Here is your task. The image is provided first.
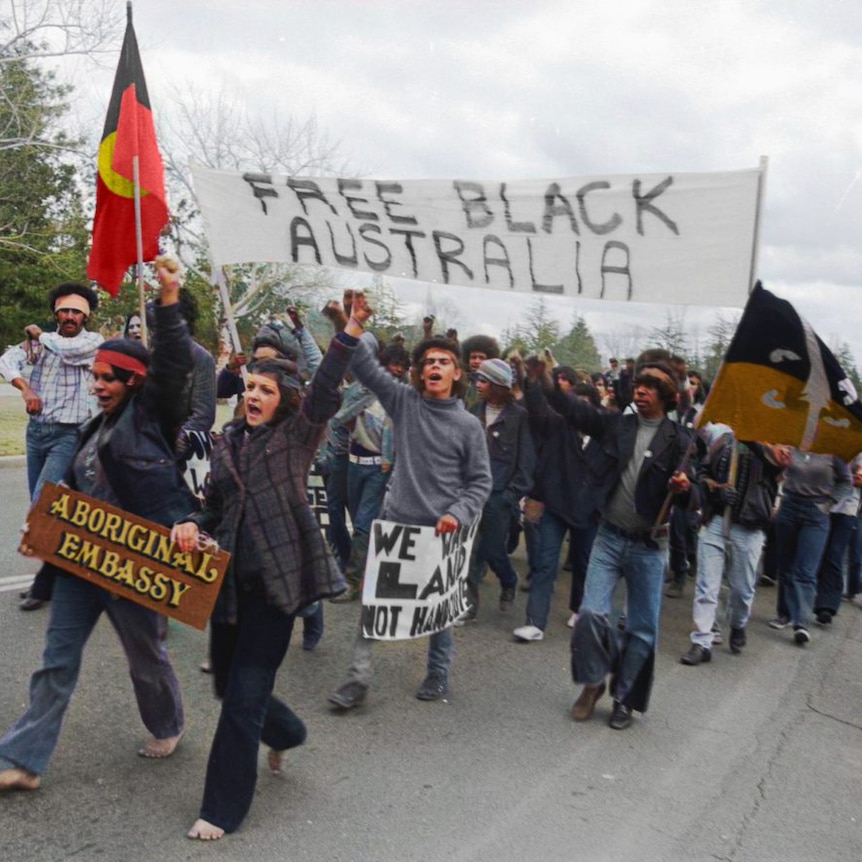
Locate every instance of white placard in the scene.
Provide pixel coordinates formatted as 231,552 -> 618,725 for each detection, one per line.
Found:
360,518 -> 479,640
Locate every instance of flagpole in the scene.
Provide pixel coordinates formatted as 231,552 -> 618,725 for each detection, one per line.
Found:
132,154 -> 148,345
214,265 -> 249,384
747,155 -> 769,291
124,1 -> 148,344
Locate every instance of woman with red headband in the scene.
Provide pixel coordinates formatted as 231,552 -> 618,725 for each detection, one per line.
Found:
0,261 -> 198,792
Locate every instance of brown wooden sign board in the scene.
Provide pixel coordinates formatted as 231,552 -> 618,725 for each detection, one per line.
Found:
23,483 -> 230,630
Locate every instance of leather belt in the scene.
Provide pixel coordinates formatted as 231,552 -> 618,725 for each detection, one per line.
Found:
603,521 -> 669,543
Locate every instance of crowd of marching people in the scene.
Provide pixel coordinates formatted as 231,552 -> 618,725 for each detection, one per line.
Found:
2,274 -> 862,840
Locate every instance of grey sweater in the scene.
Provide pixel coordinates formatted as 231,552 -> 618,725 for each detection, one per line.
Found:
351,333 -> 492,527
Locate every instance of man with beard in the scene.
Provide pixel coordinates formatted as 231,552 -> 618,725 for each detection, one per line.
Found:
0,283 -> 103,610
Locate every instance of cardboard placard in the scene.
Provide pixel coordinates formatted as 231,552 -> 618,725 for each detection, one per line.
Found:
23,483 -> 230,630
360,518 -> 479,640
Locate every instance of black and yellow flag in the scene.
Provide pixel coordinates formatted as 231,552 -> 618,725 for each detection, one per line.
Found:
699,282 -> 862,461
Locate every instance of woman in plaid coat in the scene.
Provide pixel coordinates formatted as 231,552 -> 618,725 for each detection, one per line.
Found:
174,326 -> 355,840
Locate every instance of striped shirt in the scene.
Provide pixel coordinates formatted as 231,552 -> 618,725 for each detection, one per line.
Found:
0,329 -> 103,424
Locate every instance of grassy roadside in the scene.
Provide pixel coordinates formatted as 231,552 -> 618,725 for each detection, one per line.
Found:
0,395 -> 26,456
0,391 -> 236,457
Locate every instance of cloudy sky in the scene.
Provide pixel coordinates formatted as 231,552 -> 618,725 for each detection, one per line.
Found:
67,0 -> 862,365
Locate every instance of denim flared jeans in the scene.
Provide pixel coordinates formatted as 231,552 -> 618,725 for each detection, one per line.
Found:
0,574 -> 184,775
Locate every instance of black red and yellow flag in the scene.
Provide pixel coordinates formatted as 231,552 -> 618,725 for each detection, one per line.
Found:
699,282 -> 862,461
86,5 -> 167,295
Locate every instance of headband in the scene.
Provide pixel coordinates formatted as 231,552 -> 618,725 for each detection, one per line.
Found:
636,367 -> 676,390
96,349 -> 148,377
54,293 -> 91,317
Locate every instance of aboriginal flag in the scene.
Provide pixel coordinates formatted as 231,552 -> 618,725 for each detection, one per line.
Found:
699,282 -> 862,461
86,6 -> 167,295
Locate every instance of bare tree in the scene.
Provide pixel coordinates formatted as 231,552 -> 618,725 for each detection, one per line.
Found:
0,0 -> 121,64
702,311 -> 741,380
158,81 -> 350,332
0,0 -> 121,156
598,323 -> 650,363
649,308 -> 690,357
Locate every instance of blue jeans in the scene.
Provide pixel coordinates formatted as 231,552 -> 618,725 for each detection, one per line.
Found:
573,523 -> 668,708
202,590 -> 306,833
25,421 -> 79,500
468,492 -> 519,591
523,508 -> 570,631
347,461 -> 388,535
324,453 -> 351,569
815,513 -> 856,615
690,518 -> 764,649
775,495 -> 830,628
0,574 -> 184,776
24,422 -> 80,601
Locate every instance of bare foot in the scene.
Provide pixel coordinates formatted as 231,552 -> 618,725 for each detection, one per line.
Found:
0,767 -> 41,792
138,730 -> 184,759
187,818 -> 225,841
267,749 -> 284,776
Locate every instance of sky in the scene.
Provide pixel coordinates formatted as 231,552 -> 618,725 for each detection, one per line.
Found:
61,0 -> 862,366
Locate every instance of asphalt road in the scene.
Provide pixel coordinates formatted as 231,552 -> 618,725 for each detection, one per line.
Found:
1,459 -> 860,862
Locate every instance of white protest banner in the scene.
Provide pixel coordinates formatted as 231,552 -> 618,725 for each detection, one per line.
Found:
191,162 -> 764,307
360,518 -> 479,640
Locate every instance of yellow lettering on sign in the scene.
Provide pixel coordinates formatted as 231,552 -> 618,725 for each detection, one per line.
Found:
135,566 -> 153,594
76,539 -> 102,569
150,573 -> 169,601
49,493 -> 72,520
113,559 -> 136,587
69,500 -> 91,527
196,554 -> 219,583
168,581 -> 191,607
99,549 -> 120,578
127,524 -> 148,553
56,531 -> 81,559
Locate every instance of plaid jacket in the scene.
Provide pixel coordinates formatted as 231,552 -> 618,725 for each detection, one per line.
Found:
188,335 -> 354,622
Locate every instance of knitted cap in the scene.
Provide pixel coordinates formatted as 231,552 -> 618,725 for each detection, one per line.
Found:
477,357 -> 513,389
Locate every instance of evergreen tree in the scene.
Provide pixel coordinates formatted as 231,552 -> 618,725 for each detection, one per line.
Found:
648,309 -> 689,359
702,312 -> 741,382
552,313 -> 602,371
831,342 -> 862,394
0,55 -> 89,348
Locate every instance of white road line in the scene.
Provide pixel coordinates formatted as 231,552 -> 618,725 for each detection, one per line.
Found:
0,575 -> 35,593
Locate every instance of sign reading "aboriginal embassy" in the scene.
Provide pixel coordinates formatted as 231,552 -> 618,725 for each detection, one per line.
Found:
24,484 -> 230,630
191,162 -> 764,307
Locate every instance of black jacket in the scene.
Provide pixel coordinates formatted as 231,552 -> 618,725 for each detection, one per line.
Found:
523,380 -> 599,528
698,437 -> 782,530
470,400 -> 535,502
70,302 -> 198,527
546,388 -> 694,525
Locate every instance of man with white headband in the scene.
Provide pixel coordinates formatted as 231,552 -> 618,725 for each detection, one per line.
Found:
0,282 -> 103,610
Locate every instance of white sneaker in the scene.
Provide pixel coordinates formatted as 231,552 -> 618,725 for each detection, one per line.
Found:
513,624 -> 544,642
566,612 -> 578,628
852,594 -> 862,609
